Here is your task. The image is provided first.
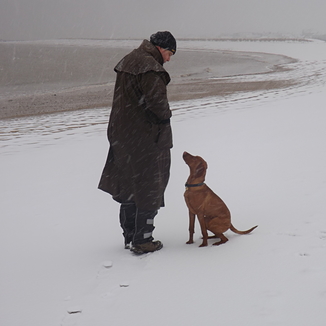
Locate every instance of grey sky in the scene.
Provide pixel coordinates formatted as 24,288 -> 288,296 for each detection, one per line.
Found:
1,0 -> 325,41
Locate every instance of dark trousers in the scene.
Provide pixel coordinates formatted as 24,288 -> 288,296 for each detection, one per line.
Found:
119,202 -> 158,245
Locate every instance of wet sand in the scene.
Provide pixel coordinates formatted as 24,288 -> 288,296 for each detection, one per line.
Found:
0,41 -> 296,120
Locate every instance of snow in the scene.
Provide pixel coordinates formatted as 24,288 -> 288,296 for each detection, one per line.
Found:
1,39 -> 326,326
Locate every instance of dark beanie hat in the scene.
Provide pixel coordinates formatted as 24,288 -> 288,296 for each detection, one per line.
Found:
150,31 -> 176,54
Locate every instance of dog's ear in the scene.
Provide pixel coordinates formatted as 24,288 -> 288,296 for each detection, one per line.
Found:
194,162 -> 206,178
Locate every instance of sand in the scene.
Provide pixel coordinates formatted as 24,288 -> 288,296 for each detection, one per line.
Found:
0,40 -> 296,120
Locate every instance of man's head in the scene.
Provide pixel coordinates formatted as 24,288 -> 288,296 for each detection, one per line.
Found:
150,31 -> 176,63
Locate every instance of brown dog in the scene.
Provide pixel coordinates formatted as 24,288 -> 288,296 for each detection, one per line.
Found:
183,151 -> 257,247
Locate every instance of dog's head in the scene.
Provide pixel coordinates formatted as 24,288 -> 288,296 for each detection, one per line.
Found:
183,151 -> 208,182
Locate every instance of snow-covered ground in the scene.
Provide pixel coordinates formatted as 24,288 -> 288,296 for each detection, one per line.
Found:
1,39 -> 326,326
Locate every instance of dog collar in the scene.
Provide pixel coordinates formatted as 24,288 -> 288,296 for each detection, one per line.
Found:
185,182 -> 205,188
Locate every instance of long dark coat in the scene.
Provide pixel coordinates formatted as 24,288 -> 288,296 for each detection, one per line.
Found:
98,40 -> 173,211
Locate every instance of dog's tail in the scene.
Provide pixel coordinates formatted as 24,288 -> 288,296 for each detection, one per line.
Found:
230,224 -> 258,235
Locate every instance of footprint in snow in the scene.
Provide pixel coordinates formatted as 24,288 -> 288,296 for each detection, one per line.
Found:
102,260 -> 113,268
96,260 -> 113,279
61,306 -> 82,326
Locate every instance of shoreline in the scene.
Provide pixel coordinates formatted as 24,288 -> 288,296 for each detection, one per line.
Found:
0,80 -> 297,120
0,78 -> 297,120
0,41 -> 297,120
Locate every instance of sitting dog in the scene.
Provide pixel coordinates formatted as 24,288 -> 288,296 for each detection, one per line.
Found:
183,151 -> 257,247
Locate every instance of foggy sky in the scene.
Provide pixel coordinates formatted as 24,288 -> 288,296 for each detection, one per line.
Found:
1,0 -> 325,41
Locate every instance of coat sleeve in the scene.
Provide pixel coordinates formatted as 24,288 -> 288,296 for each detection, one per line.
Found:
139,71 -> 172,122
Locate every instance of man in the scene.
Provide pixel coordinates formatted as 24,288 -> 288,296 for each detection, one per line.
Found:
98,31 -> 176,254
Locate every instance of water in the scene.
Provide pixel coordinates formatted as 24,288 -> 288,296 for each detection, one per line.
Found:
1,39 -> 325,155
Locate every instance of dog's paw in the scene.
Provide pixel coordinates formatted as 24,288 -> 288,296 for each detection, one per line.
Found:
186,240 -> 194,244
199,243 -> 208,247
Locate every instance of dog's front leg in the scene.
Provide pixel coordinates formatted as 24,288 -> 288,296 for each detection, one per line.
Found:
197,214 -> 209,247
186,211 -> 195,244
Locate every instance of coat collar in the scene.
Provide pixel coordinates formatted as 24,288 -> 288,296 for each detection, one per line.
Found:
138,39 -> 164,66
114,39 -> 168,81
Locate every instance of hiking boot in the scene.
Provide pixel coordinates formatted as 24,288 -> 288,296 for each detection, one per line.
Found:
124,232 -> 134,249
130,240 -> 163,255
124,243 -> 131,249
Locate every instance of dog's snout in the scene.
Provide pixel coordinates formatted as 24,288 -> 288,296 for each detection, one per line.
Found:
183,151 -> 194,164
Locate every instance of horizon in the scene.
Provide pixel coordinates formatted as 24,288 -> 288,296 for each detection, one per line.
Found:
1,34 -> 325,43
